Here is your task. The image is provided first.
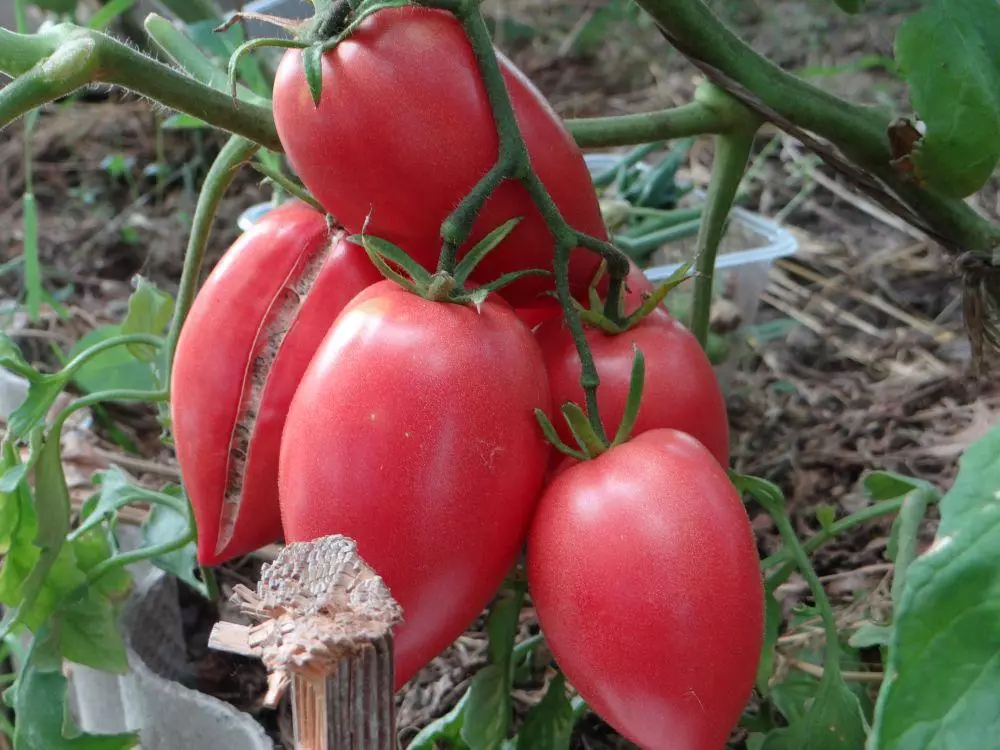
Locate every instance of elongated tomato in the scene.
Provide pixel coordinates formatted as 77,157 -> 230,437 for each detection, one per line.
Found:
171,202 -> 381,565
528,429 -> 763,749
278,280 -> 552,687
272,6 -> 607,306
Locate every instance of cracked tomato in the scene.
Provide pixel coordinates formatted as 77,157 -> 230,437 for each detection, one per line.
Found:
171,201 -> 381,566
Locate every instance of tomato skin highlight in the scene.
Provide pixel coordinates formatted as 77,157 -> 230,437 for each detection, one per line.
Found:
527,429 -> 763,750
533,306 -> 730,467
271,6 -> 607,306
278,280 -> 553,688
171,202 -> 381,566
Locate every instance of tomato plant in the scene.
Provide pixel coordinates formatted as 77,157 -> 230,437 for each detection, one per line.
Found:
278,279 -> 552,687
527,428 -> 763,749
271,6 -> 609,307
2,0 -> 999,747
171,201 -> 382,565
534,304 -> 730,467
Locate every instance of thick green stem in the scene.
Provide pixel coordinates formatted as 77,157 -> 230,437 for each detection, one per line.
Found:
567,101 -> 729,148
164,136 -> 259,381
0,26 -> 279,150
634,0 -> 1000,257
689,126 -> 757,347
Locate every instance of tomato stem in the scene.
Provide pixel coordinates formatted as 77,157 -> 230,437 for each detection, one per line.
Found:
405,0 -> 636,444
688,113 -> 759,348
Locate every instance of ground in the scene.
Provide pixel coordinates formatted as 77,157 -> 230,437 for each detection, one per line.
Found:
1,1 -> 998,748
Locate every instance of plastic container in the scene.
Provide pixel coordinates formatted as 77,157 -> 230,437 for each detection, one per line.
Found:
583,152 -> 798,387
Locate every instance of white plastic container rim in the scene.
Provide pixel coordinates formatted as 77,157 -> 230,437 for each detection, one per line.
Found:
236,155 -> 799,280
582,153 -> 798,282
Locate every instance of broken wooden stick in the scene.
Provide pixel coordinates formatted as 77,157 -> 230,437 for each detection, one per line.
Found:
209,535 -> 403,749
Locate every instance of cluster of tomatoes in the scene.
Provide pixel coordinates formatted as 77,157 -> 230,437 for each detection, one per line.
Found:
171,7 -> 763,748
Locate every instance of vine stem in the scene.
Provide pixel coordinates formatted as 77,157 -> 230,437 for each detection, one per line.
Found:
761,491 -> 941,588
633,0 -> 1000,258
163,136 -> 259,380
567,101 -> 731,147
414,0 -> 634,444
689,124 -> 758,347
0,26 -> 279,149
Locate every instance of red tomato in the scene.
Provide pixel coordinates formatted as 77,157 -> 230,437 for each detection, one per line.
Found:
171,201 -> 382,566
278,280 -> 552,688
272,7 -> 607,306
533,306 -> 730,467
527,429 -> 763,749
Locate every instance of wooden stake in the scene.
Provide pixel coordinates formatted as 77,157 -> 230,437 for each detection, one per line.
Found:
208,535 -> 403,750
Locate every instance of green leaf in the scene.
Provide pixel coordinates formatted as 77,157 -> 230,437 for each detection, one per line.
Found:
56,587 -> 129,673
0,332 -> 31,372
769,670 -> 822,726
87,0 -> 137,30
72,525 -> 132,601
0,456 -> 39,598
756,586 -> 782,696
463,664 -> 510,750
833,0 -> 865,13
517,672 -> 574,750
141,496 -> 201,594
161,113 -> 210,130
303,44 -> 325,107
815,504 -> 836,530
730,472 -> 786,513
0,464 -> 29,493
69,325 -> 157,395
453,218 -> 523,286
30,0 -> 78,13
894,0 -> 1000,197
461,585 -> 525,750
848,622 -> 893,649
121,277 -> 173,362
862,470 -> 934,502
762,668 -> 868,750
13,625 -> 138,750
7,374 -> 64,441
871,422 -> 1000,749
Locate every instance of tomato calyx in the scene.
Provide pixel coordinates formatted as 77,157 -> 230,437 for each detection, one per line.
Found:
351,216 -> 551,305
535,344 -> 647,461
577,259 -> 695,335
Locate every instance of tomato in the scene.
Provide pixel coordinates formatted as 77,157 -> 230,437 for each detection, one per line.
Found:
272,6 -> 607,306
171,201 -> 382,566
527,429 -> 763,749
533,305 -> 730,467
277,280 -> 552,688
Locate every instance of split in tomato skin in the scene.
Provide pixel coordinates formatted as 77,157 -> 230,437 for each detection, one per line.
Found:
278,280 -> 553,688
527,429 -> 764,750
533,305 -> 730,468
170,201 -> 382,566
271,6 -> 608,307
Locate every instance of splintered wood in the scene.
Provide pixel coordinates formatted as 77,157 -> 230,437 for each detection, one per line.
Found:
208,535 -> 403,750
